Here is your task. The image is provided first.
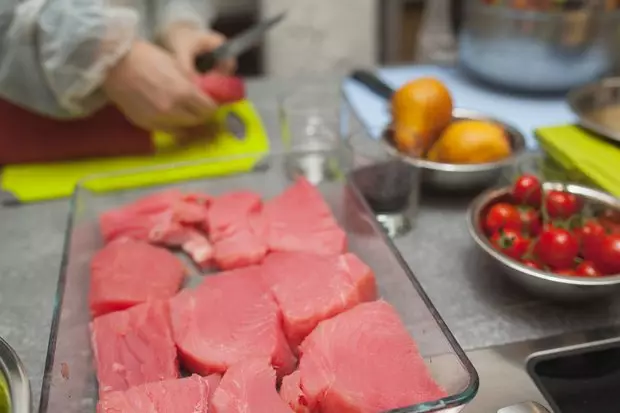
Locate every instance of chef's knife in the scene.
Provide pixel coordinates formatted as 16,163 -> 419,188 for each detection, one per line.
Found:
195,12 -> 286,73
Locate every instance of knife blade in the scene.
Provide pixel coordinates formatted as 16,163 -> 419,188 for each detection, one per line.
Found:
195,12 -> 286,73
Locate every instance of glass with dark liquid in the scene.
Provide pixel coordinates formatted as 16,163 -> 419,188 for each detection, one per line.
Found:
347,131 -> 421,237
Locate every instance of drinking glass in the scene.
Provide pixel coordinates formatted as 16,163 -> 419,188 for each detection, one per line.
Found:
346,129 -> 422,238
279,87 -> 351,184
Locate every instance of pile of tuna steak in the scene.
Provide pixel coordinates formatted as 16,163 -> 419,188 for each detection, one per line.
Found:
89,177 -> 446,413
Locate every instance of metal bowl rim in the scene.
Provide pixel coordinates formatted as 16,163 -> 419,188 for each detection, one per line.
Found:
0,336 -> 30,413
567,77 -> 620,143
381,107 -> 528,173
468,182 -> 620,287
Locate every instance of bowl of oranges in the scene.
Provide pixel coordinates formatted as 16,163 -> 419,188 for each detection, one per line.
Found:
381,77 -> 527,192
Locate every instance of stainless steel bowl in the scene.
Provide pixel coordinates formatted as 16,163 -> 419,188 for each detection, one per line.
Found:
468,182 -> 620,301
381,108 -> 527,192
0,337 -> 30,413
568,76 -> 620,143
455,2 -> 620,92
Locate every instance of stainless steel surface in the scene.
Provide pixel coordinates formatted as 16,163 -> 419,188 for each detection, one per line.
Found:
468,182 -> 620,301
463,326 -> 620,412
381,108 -> 527,192
1,75 -> 617,413
456,2 -> 620,92
0,337 -> 31,413
568,76 -> 620,143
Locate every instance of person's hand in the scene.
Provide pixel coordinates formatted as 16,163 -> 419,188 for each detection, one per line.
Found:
102,41 -> 217,134
162,24 -> 237,77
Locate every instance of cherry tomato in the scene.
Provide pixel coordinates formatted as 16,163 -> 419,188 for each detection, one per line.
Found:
575,220 -> 607,261
484,203 -> 521,235
534,227 -> 579,269
595,234 -> 620,275
599,209 -> 620,234
512,174 -> 542,207
555,268 -> 577,276
490,229 -> 530,260
575,261 -> 602,277
521,259 -> 543,270
519,207 -> 542,237
544,191 -> 580,219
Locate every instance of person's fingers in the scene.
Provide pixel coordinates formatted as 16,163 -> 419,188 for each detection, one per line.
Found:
175,32 -> 228,76
185,88 -> 217,120
175,44 -> 198,77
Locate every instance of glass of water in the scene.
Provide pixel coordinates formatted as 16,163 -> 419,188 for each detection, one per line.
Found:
346,129 -> 422,238
279,87 -> 350,184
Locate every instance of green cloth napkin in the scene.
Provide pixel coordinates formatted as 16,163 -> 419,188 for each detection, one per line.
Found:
535,124 -> 620,197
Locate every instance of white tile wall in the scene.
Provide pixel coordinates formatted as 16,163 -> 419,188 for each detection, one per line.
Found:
261,0 -> 378,76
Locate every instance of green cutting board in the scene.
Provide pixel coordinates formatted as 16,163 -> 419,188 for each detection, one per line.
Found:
0,100 -> 270,203
536,124 -> 620,197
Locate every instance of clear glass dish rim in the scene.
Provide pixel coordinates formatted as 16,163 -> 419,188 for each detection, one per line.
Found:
39,148 -> 479,413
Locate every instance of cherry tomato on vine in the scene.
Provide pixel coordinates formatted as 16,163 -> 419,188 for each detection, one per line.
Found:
599,209 -> 620,234
595,234 -> 620,275
521,259 -> 543,270
555,268 -> 577,276
575,261 -> 602,277
534,227 -> 579,269
484,203 -> 521,235
512,174 -> 542,207
490,229 -> 530,260
575,220 -> 607,262
519,207 -> 542,237
544,190 -> 580,219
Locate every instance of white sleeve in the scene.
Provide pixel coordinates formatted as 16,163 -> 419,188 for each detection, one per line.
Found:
0,0 -> 138,119
154,0 -> 215,38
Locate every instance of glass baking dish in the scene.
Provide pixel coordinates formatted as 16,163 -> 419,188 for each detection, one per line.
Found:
38,149 -> 479,413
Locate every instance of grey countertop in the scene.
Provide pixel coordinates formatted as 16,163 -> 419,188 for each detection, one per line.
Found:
2,76 -> 620,411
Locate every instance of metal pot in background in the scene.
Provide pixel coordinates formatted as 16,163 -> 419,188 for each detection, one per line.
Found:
451,1 -> 620,92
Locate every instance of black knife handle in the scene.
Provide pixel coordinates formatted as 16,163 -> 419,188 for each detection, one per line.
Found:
350,70 -> 395,100
195,52 -> 217,74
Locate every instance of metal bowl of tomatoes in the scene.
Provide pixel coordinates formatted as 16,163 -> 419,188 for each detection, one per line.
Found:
468,174 -> 620,301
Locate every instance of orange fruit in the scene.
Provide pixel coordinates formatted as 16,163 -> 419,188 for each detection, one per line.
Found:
426,120 -> 512,164
391,77 -> 453,155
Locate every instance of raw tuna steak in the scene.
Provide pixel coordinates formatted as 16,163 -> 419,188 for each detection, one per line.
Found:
89,239 -> 185,317
280,371 -> 310,413
206,191 -> 268,269
100,190 -> 209,242
211,358 -> 294,413
90,300 -> 178,395
297,300 -> 447,413
261,252 -> 377,348
206,191 -> 262,241
212,228 -> 267,270
170,266 -> 295,376
99,191 -> 213,267
262,178 -> 347,255
205,374 -> 223,405
97,374 -> 210,413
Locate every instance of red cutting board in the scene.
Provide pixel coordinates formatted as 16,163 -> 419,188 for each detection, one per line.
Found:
0,100 -> 154,164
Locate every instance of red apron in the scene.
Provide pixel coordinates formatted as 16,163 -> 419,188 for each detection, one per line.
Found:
0,100 -> 154,164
